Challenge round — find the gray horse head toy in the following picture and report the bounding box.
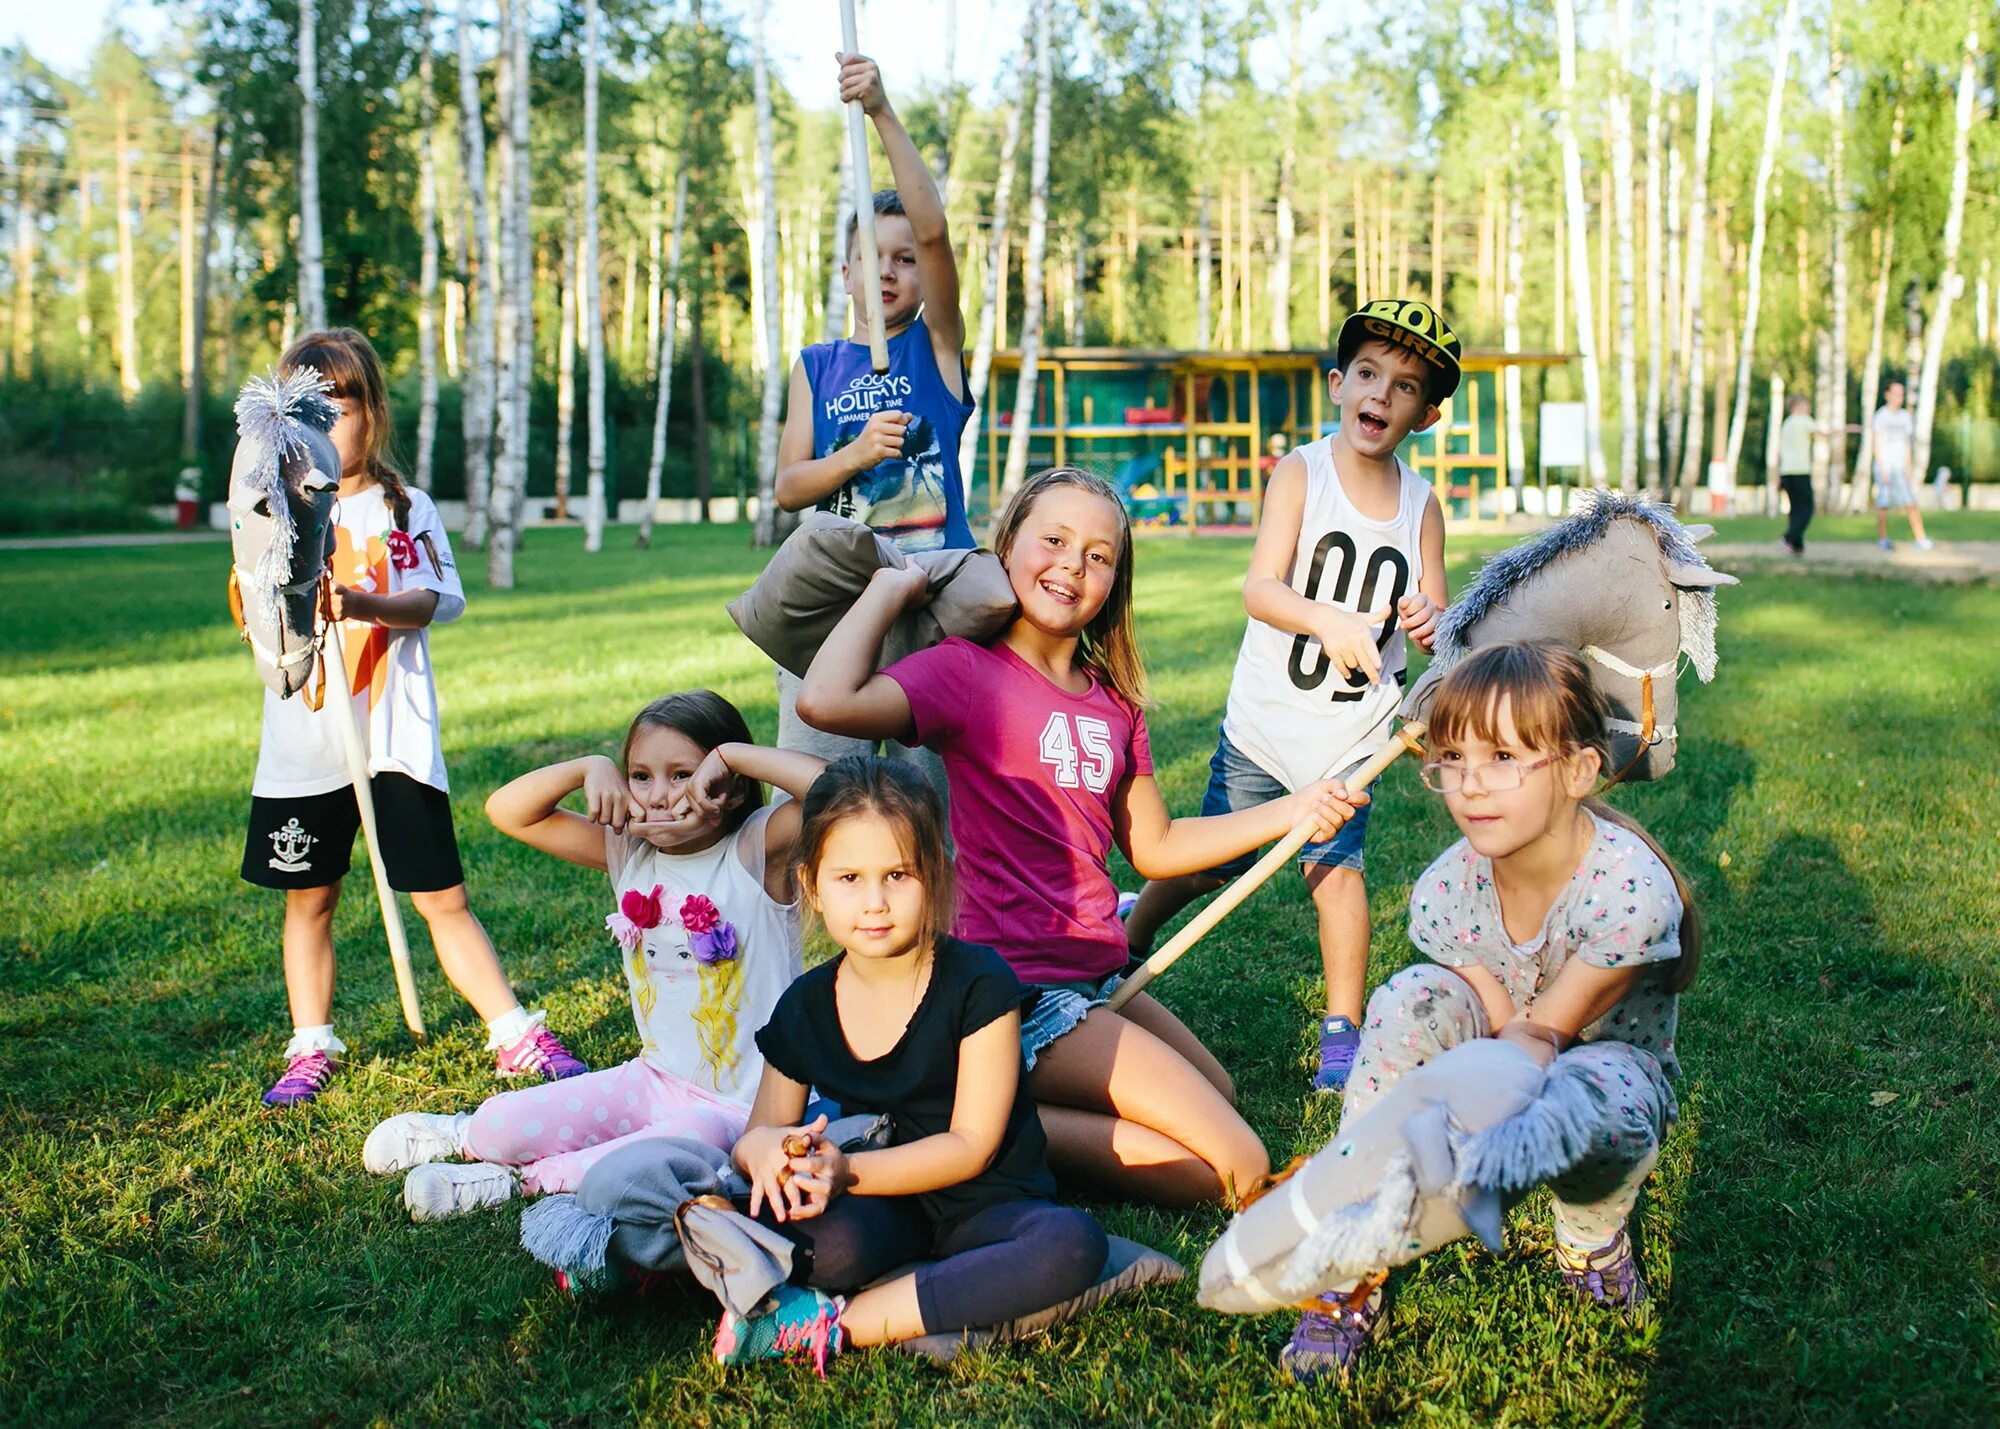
[226,367,343,703]
[1402,492,1738,782]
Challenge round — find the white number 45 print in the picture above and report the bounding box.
[1039,712,1115,793]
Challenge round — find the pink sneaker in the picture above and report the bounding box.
[494,1027,588,1081]
[262,1050,334,1107]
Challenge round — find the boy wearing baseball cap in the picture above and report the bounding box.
[1124,298,1457,1099]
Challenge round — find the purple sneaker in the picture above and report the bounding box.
[495,1028,588,1081]
[1313,1015,1360,1094]
[262,1050,334,1107]
[1280,1284,1384,1383]
[1555,1228,1647,1309]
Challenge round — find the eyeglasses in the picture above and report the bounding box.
[1419,754,1560,794]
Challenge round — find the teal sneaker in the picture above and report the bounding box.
[713,1285,846,1375]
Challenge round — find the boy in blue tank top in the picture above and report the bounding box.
[1123,300,1459,1096]
[772,50,971,779]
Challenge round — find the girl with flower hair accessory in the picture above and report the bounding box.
[363,690,821,1223]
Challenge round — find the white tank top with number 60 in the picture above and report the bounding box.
[1221,436,1430,794]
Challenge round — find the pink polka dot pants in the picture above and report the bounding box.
[462,1057,745,1196]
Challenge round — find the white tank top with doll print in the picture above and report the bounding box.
[1222,438,1430,793]
[604,804,803,1105]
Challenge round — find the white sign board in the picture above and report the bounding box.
[1538,402,1587,472]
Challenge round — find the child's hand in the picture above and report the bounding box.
[581,756,635,833]
[686,746,746,823]
[846,409,911,472]
[743,1115,831,1223]
[836,51,888,116]
[328,583,380,624]
[868,561,930,610]
[1396,592,1442,652]
[786,1135,849,1220]
[1281,779,1369,840]
[1315,605,1392,684]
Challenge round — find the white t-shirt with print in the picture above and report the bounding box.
[252,485,466,798]
[1872,407,1914,477]
[1407,811,1684,1078]
[605,806,804,1105]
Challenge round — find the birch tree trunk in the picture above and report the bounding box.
[7,162,32,378]
[1196,186,1212,348]
[1911,25,1978,482]
[752,0,786,547]
[415,0,440,489]
[179,118,222,479]
[1673,0,1717,509]
[1824,39,1850,504]
[638,162,688,549]
[487,0,530,587]
[114,98,138,399]
[456,0,494,545]
[620,238,637,366]
[1555,0,1606,486]
[506,0,534,552]
[179,138,194,389]
[956,29,1028,498]
[1852,83,1908,511]
[1503,131,1527,491]
[1000,0,1053,500]
[1723,0,1799,479]
[297,0,326,333]
[1663,92,1686,481]
[556,216,576,519]
[1642,5,1666,490]
[1611,0,1639,491]
[1270,0,1304,350]
[824,4,858,345]
[583,0,608,552]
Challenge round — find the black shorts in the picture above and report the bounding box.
[242,772,465,893]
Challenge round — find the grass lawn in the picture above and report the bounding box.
[3,518,1996,1426]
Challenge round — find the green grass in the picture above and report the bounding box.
[3,520,1996,1426]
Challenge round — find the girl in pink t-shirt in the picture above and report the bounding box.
[799,467,1364,1206]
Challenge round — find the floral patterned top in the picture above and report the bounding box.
[1408,811,1684,1077]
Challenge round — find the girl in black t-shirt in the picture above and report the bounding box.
[715,757,1107,1372]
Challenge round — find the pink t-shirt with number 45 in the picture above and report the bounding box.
[886,637,1153,984]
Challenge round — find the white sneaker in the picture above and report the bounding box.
[363,1111,472,1175]
[404,1161,518,1221]
[1915,538,1935,551]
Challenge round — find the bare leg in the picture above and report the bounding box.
[1907,504,1929,542]
[409,884,520,1022]
[1303,864,1370,1022]
[1031,1011,1269,1206]
[282,882,341,1027]
[1876,506,1890,541]
[1123,873,1223,958]
[838,1275,924,1348]
[1115,991,1234,1100]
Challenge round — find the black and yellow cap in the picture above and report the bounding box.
[1335,298,1463,402]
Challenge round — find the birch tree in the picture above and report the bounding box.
[582,0,608,552]
[1852,80,1908,509]
[179,119,222,486]
[1503,131,1527,491]
[957,30,1028,494]
[415,0,440,489]
[1722,0,1799,481]
[637,161,688,549]
[555,216,576,518]
[1825,33,1850,504]
[751,0,786,547]
[1642,4,1666,489]
[297,0,326,332]
[487,0,530,588]
[1554,0,1605,486]
[456,0,494,545]
[1911,24,1979,482]
[113,96,138,398]
[1270,0,1305,350]
[1610,0,1639,491]
[504,0,533,554]
[1673,0,1718,508]
[1000,0,1053,500]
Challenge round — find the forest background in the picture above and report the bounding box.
[3,0,1998,580]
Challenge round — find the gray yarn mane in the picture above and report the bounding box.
[234,367,339,635]
[1431,491,1722,682]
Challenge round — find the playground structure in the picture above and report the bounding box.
[972,348,1572,532]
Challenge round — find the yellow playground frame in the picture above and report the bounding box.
[976,348,1571,532]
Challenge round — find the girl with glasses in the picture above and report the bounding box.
[1283,639,1700,1383]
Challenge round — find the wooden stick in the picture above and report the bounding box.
[838,0,889,374]
[1107,721,1428,1012]
[324,628,427,1038]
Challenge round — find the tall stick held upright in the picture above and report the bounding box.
[839,0,890,374]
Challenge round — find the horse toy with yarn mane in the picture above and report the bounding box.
[226,367,426,1036]
[1108,490,1735,1013]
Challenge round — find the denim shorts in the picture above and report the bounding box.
[1875,470,1917,508]
[1019,972,1124,1072]
[1199,727,1371,880]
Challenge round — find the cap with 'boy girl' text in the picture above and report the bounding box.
[1336,299,1463,402]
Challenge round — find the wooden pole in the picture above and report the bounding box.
[839,0,889,372]
[1108,721,1428,1011]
